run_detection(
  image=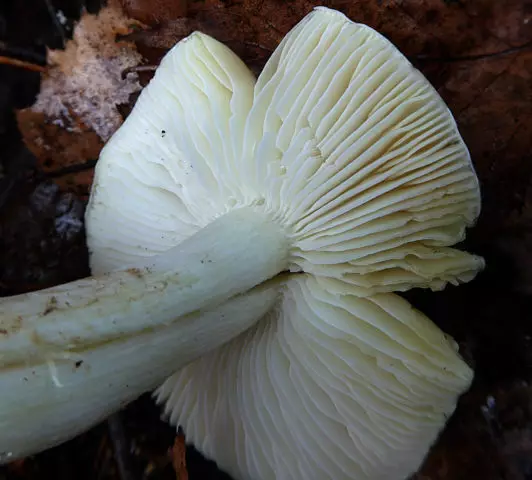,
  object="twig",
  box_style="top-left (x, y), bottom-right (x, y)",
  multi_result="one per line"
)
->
top-left (0, 41), bottom-right (47, 64)
top-left (47, 159), bottom-right (97, 178)
top-left (108, 413), bottom-right (137, 480)
top-left (122, 65), bottom-right (158, 78)
top-left (243, 41), bottom-right (272, 52)
top-left (414, 40), bottom-right (532, 63)
top-left (170, 432), bottom-right (188, 480)
top-left (0, 56), bottom-right (46, 73)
